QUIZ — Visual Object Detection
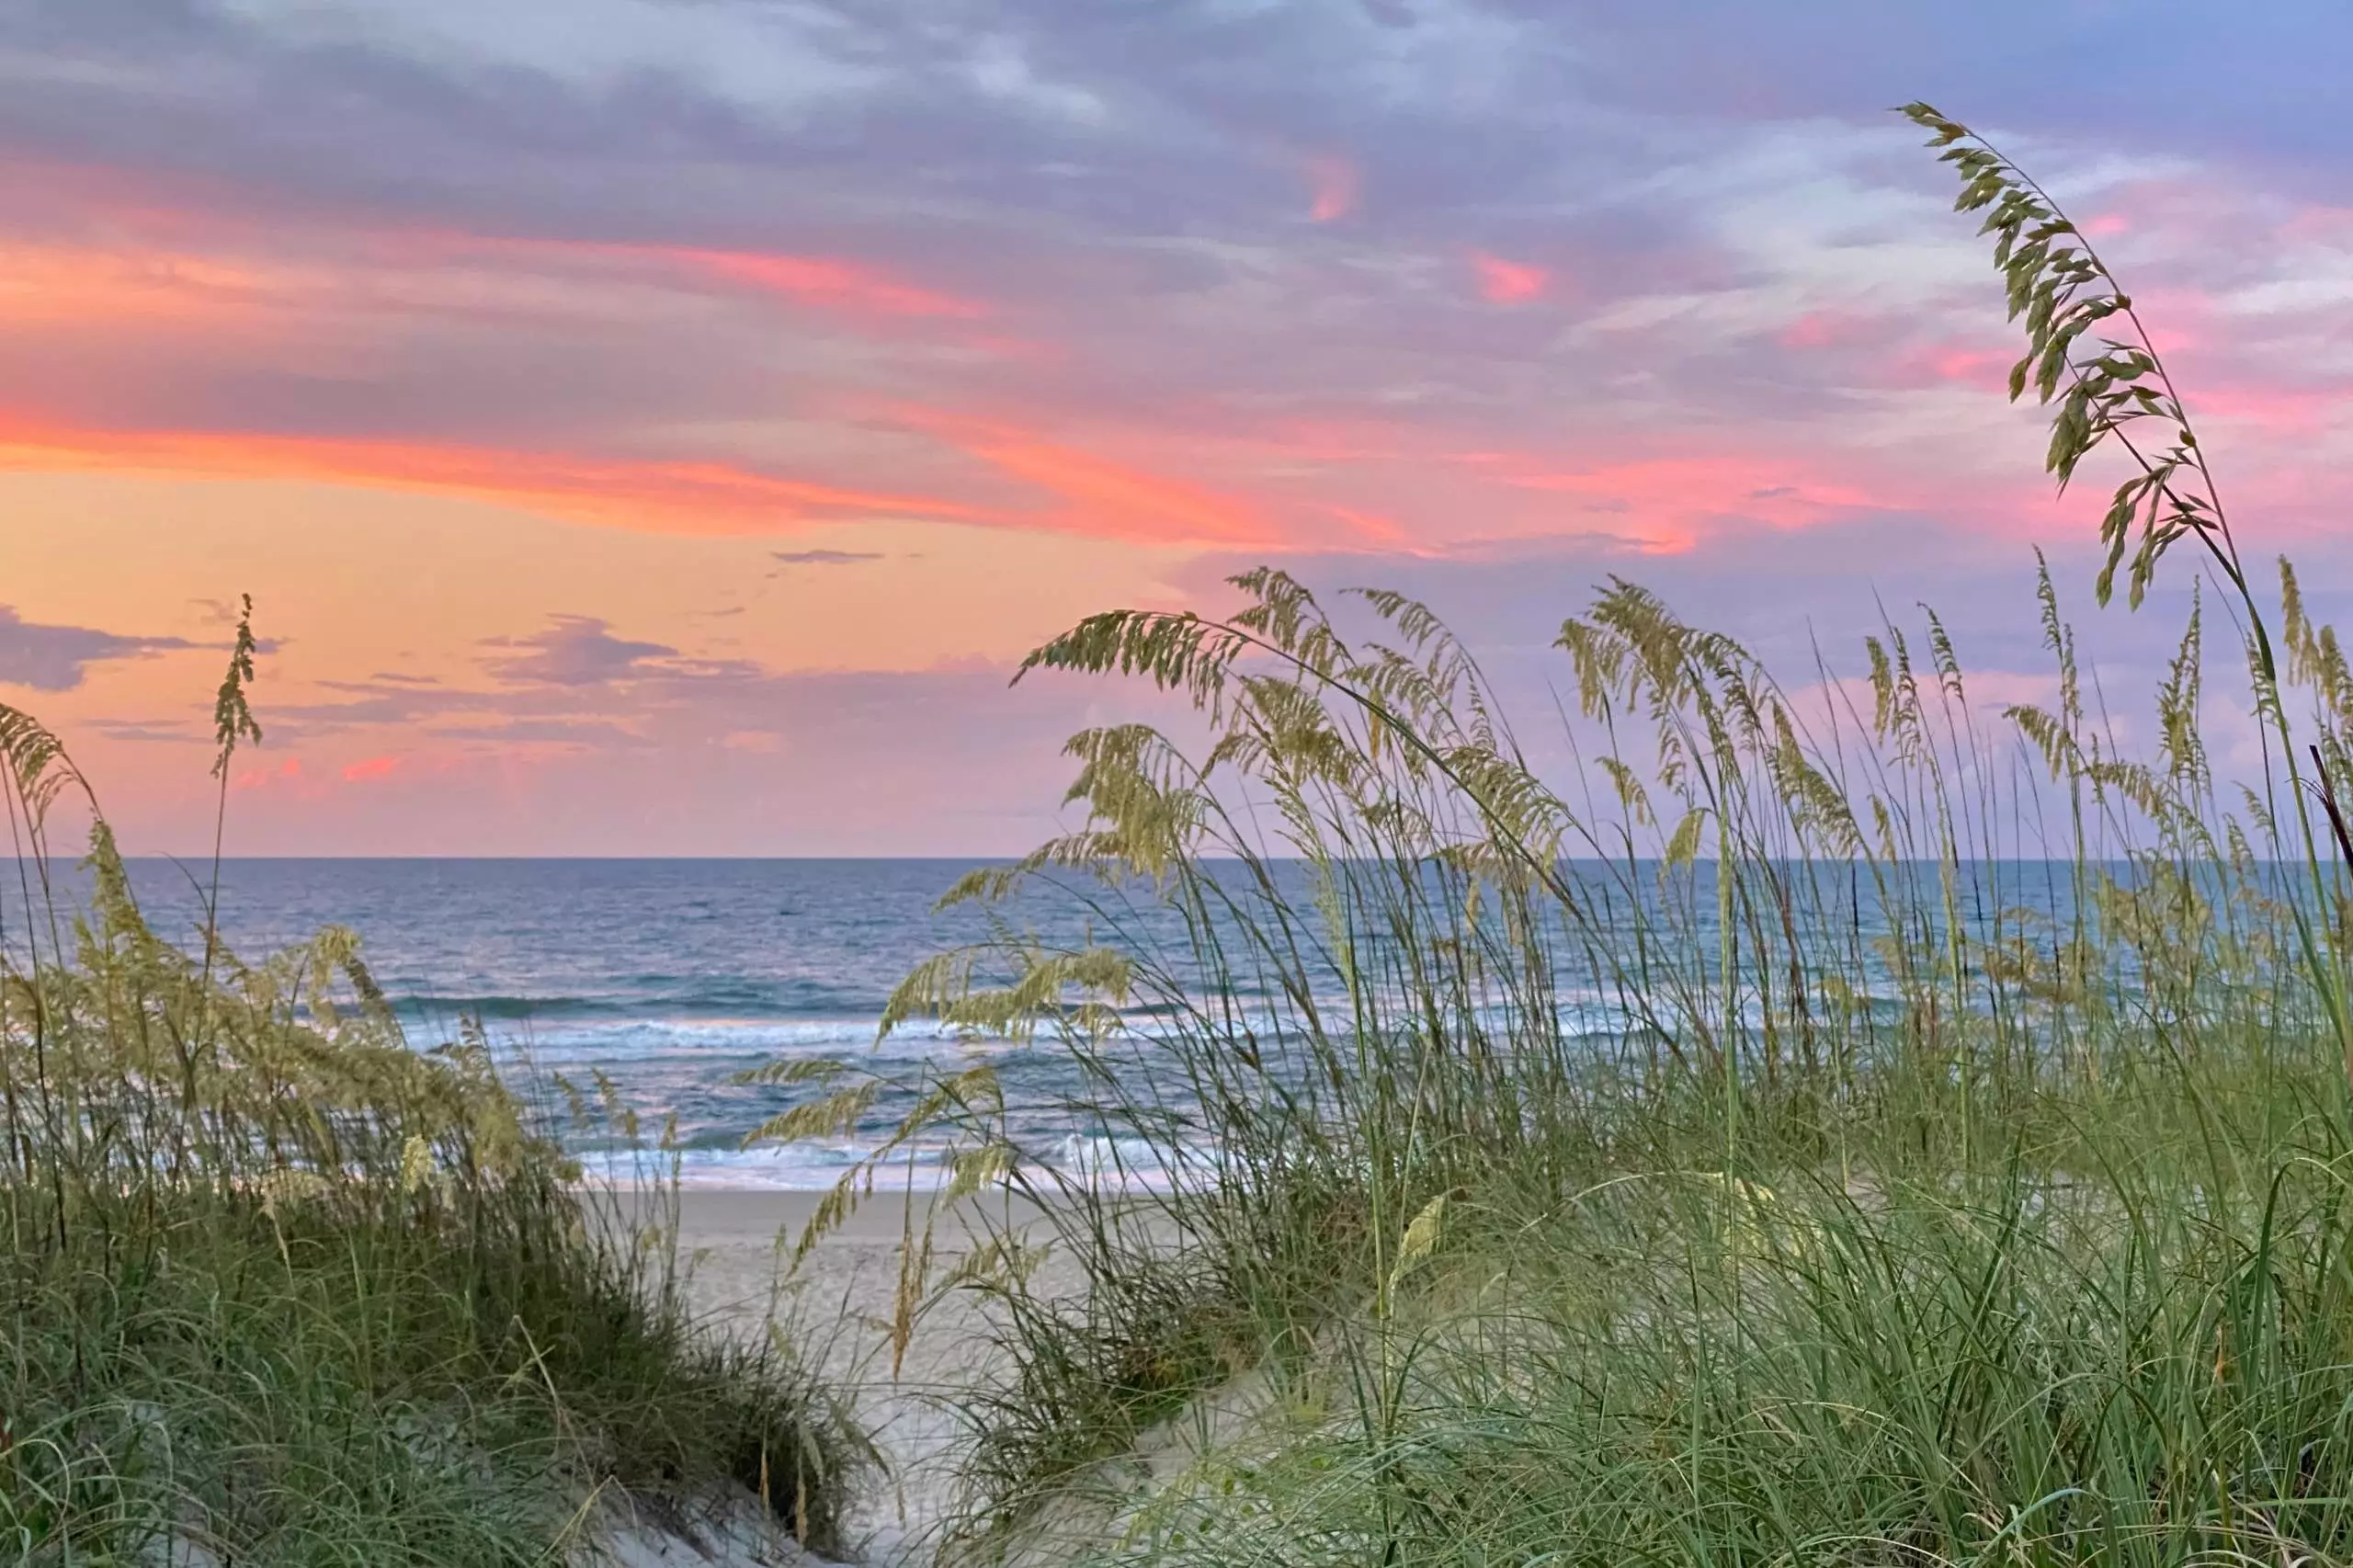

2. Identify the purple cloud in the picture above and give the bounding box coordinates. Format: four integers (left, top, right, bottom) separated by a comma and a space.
480, 617, 681, 687
0, 606, 196, 692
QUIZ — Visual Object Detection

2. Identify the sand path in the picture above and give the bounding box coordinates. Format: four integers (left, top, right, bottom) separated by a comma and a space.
665, 1188, 1080, 1567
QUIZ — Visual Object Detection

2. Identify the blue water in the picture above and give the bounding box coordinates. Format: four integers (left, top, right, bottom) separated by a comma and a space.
68, 857, 1685, 1187
96, 859, 1050, 1187
6, 857, 2221, 1187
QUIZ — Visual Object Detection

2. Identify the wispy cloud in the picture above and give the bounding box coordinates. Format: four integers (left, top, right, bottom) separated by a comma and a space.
438, 235, 993, 323
85, 718, 201, 744
771, 549, 887, 566
654, 246, 987, 320
0, 414, 989, 534
909, 412, 1274, 544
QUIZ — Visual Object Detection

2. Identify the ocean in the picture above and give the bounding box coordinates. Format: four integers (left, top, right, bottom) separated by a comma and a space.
102, 858, 1043, 1188
49, 856, 2131, 1188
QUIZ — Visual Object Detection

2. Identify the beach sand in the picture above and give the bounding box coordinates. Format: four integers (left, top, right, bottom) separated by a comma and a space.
651, 1187, 1085, 1566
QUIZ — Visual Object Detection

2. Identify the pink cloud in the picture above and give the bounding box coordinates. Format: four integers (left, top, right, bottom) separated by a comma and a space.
388, 233, 994, 323
1481, 452, 1892, 536
1881, 339, 2014, 393
0, 240, 294, 329
2279, 202, 2353, 244
895, 409, 1274, 544
234, 756, 302, 791
0, 410, 996, 535
2126, 286, 2218, 357
341, 755, 402, 782
1471, 252, 1549, 304
1302, 153, 1360, 222
2187, 380, 2349, 436
653, 246, 988, 320
1775, 311, 1892, 351
1317, 503, 1413, 545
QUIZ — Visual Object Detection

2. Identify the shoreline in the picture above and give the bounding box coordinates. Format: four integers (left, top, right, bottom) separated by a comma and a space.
581, 1184, 1064, 1244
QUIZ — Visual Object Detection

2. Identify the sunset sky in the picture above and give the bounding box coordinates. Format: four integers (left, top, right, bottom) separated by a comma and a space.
6, 2, 2353, 854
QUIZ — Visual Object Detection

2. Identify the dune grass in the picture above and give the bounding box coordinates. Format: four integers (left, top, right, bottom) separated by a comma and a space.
752, 106, 2353, 1565
0, 645, 856, 1562
18, 94, 2351, 1568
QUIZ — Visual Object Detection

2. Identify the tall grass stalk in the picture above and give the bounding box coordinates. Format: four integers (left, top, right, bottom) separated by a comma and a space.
756, 108, 2353, 1564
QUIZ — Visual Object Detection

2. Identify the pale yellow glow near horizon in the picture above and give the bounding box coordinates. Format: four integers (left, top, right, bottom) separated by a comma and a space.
3, 470, 1211, 849
6, 469, 1198, 685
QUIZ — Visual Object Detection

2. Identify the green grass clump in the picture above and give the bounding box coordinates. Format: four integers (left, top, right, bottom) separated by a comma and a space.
0, 665, 855, 1562
1, 1180, 847, 1563
747, 106, 2353, 1564
1120, 1109, 2353, 1567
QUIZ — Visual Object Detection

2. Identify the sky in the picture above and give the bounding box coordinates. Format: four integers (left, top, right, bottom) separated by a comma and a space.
6, 0, 2353, 855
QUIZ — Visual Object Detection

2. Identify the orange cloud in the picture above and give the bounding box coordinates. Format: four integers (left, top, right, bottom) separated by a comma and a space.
392, 233, 995, 323
0, 176, 995, 336
905, 411, 1272, 544
1302, 153, 1359, 222
0, 412, 993, 534
1471, 252, 1549, 304
0, 408, 1310, 548
0, 241, 296, 327
342, 755, 402, 782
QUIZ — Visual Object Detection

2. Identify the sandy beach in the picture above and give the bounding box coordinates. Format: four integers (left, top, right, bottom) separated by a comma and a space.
648, 1187, 1085, 1566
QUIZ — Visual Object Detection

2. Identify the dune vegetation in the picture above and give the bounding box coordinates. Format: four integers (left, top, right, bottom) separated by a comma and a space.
17, 95, 2353, 1568
0, 610, 857, 1562
812, 106, 2353, 1566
